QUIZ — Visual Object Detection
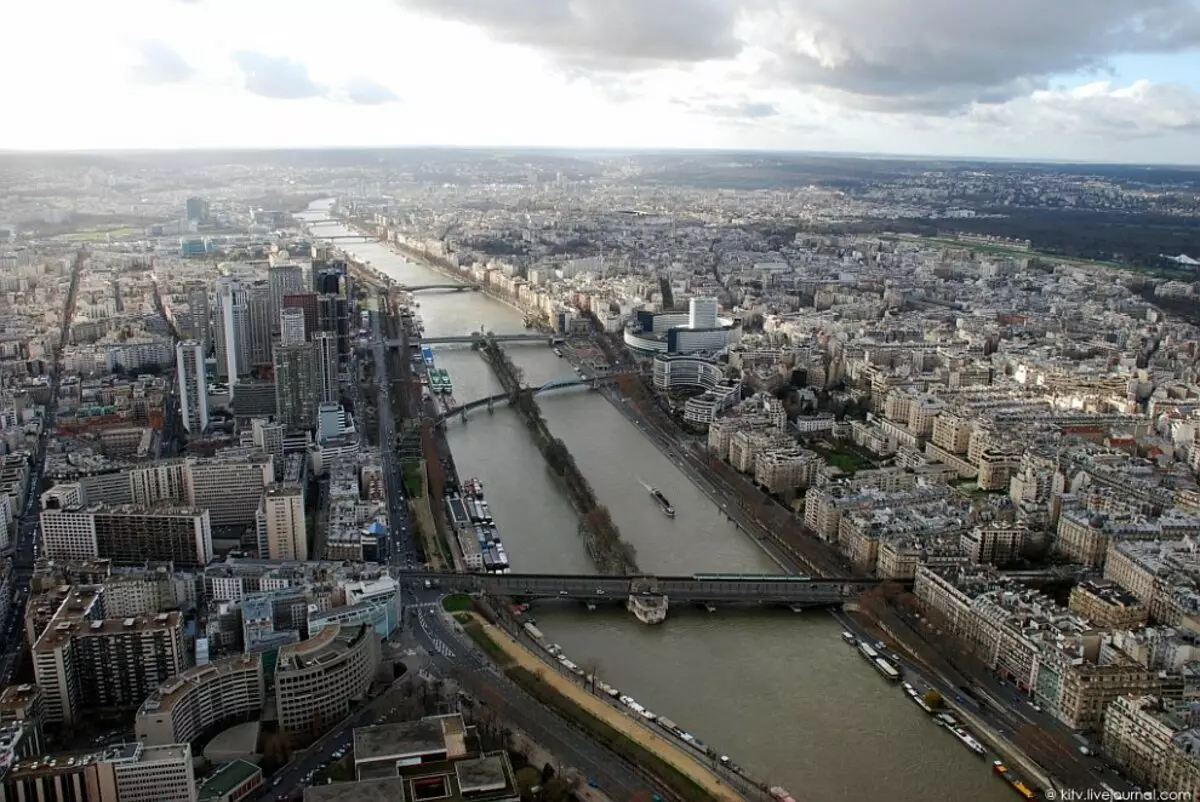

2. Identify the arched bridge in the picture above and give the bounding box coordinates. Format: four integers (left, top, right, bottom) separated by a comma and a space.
402, 284, 482, 293
401, 571, 880, 605
435, 375, 618, 424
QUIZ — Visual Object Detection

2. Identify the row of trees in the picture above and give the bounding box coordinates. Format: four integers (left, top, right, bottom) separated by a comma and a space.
486, 344, 639, 575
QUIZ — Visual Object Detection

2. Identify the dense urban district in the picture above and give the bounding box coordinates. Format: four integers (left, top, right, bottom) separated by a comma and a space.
0, 149, 1199, 802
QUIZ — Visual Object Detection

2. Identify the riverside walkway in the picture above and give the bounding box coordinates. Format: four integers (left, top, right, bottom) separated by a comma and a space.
466, 614, 744, 802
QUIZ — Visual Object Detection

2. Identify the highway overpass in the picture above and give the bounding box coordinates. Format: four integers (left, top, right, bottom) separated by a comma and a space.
400, 571, 879, 606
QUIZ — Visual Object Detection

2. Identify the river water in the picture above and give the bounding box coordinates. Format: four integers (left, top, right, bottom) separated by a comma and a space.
305, 208, 1010, 802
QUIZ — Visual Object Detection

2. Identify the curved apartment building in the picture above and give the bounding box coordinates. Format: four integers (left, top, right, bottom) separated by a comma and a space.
135, 653, 265, 746
275, 622, 379, 742
652, 354, 742, 424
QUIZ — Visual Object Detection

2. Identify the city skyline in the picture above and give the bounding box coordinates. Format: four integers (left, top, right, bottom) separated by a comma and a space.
6, 0, 1200, 163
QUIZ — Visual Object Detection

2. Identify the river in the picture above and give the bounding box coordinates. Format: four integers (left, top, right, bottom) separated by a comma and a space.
304, 207, 1010, 802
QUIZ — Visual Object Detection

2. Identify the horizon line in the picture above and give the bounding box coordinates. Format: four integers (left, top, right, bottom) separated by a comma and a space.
1, 144, 1198, 170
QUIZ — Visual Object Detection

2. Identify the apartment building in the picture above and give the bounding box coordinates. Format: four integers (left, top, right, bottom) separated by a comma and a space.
916, 565, 1166, 730
753, 448, 821, 496
40, 503, 213, 567
275, 623, 379, 743
256, 485, 307, 561
136, 655, 265, 747
33, 587, 186, 726
184, 453, 274, 528
960, 523, 1029, 567
1102, 695, 1200, 796
1068, 580, 1148, 630
1104, 539, 1200, 627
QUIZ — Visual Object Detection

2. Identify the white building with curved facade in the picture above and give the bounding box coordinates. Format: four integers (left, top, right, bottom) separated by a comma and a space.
135, 653, 265, 747
275, 622, 379, 742
652, 354, 742, 425
624, 297, 741, 355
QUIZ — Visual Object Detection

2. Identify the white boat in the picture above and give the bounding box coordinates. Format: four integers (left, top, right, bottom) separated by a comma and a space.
950, 725, 986, 756
842, 631, 857, 644
627, 593, 668, 624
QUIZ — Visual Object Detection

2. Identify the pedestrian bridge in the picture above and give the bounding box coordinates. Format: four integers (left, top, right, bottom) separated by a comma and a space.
401, 571, 879, 605
435, 376, 616, 424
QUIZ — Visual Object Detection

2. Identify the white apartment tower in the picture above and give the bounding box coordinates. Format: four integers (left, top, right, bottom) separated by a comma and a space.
258, 484, 307, 560
175, 339, 208, 434
215, 277, 249, 384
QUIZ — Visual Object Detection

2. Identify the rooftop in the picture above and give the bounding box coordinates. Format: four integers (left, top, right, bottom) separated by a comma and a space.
304, 777, 408, 802
276, 622, 368, 672
198, 760, 262, 801
354, 715, 467, 764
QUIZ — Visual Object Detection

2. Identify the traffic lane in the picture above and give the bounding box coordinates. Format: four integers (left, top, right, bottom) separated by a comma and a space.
270, 679, 415, 798
434, 655, 652, 799
834, 612, 1115, 794
420, 611, 681, 799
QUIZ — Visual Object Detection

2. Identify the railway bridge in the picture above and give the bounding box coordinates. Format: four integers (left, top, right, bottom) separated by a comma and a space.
401, 571, 879, 610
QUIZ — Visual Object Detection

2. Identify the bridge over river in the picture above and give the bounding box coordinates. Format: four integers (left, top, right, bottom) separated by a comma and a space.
401, 571, 881, 614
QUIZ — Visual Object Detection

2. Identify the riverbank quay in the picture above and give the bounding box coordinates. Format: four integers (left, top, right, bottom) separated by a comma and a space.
454, 610, 747, 802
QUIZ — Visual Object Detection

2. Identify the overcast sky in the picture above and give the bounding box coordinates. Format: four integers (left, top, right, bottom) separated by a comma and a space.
6, 0, 1200, 163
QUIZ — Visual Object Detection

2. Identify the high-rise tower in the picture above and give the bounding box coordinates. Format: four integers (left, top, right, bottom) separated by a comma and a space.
273, 343, 318, 430
175, 339, 208, 434
268, 265, 304, 334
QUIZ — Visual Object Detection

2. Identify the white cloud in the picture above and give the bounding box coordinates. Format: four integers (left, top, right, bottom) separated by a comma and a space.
1, 0, 1199, 162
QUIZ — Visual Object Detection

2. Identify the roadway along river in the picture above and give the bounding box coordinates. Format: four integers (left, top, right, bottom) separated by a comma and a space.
308, 212, 1010, 801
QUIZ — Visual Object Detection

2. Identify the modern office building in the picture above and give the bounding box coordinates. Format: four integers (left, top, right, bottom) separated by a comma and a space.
33, 587, 186, 726
175, 340, 208, 434
136, 654, 265, 747
307, 576, 402, 640
282, 293, 319, 340
39, 503, 213, 567
244, 284, 273, 371
215, 278, 249, 383
311, 332, 339, 406
275, 623, 379, 743
279, 307, 307, 347
257, 485, 307, 561
316, 294, 349, 363
186, 196, 210, 222
268, 265, 305, 335
348, 715, 520, 801
184, 282, 210, 353
274, 343, 319, 431
0, 742, 197, 802
623, 296, 741, 355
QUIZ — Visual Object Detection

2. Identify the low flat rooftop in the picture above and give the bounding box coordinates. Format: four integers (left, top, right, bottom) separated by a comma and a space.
354, 718, 447, 763
198, 760, 261, 801
304, 777, 408, 802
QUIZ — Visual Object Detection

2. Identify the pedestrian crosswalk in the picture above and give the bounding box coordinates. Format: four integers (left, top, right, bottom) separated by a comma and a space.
415, 609, 456, 658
